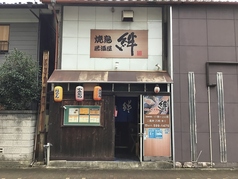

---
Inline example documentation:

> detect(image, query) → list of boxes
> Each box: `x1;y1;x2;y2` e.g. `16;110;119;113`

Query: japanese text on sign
90;30;148;58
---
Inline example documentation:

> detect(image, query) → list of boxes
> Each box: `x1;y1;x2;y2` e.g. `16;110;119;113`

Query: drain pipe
205;61;238;167
43;143;53;166
207;86;213;167
49;0;59;69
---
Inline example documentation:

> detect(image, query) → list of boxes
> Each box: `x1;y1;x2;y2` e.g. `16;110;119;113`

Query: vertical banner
143;96;170;157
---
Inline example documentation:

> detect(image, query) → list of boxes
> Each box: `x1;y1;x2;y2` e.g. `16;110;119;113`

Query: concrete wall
173;5;238;164
0;111;36;166
61;6;163;71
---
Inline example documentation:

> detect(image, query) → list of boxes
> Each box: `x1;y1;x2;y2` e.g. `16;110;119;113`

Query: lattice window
0;25;10;53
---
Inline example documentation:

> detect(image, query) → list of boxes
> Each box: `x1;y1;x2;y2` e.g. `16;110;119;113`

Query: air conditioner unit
122;10;134;22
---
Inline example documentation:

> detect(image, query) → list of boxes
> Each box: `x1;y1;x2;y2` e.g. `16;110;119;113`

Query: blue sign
148;129;155;138
148;128;163;139
155;128;163;139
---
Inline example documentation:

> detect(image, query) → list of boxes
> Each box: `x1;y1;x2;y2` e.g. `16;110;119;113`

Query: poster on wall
90;30;148;58
143;96;170;157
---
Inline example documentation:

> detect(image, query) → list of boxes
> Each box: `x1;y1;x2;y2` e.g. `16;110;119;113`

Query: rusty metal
40;0;238;5
47;70;173;84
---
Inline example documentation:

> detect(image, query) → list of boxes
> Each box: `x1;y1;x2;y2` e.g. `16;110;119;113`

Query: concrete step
47;160;173;170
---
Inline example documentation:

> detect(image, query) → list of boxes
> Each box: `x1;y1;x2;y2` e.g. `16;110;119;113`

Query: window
0;25;10;53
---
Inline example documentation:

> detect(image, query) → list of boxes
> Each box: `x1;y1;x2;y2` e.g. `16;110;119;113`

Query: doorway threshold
115;147;139;162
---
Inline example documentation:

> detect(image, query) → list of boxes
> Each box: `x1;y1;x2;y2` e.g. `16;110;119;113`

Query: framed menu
63;105;101;126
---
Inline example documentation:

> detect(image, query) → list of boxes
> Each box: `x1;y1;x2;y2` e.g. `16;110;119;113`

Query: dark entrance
115;96;139;161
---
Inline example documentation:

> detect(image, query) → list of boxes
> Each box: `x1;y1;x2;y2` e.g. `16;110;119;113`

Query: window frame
0;24;10;53
63;105;102;126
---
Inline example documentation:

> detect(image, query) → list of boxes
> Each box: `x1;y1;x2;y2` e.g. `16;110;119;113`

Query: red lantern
93;86;102;101
75;86;84;101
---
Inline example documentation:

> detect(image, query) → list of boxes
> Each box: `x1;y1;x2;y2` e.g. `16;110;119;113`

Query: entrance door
114;95;171;161
142;95;171;161
114;96;139;161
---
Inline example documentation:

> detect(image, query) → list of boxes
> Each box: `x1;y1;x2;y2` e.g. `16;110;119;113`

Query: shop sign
90;30;148;58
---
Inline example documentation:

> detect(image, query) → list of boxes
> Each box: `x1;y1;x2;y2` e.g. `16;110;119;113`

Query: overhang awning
40;0;238;5
47;70;173;84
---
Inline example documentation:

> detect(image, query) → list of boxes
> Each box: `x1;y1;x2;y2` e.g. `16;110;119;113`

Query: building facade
173;4;238;166
42;0;238;166
0;4;41;65
0;1;56;76
0;0;55;165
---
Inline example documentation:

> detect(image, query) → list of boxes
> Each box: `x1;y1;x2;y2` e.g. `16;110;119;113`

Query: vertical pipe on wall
168;5;175;168
207;86;213;167
139;95;143;163
188;72;197;162
52;5;59;69
217;72;227;163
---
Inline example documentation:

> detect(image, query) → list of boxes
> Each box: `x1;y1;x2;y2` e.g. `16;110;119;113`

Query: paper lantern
54;86;63;102
75;86;84;101
93;86;102;101
154;86;160;93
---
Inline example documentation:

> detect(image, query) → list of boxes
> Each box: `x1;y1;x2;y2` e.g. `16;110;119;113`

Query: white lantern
154;85;160;93
75;86;84;101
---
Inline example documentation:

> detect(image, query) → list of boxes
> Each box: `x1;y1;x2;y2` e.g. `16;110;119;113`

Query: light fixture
154;85;160;93
93;86;102;101
115;62;119;69
155;63;161;70
111;7;115;13
75;86;84;101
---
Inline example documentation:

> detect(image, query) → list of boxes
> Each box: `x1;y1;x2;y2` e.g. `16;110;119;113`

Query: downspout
168;5;175;168
53;9;59;69
27;3;41;167
207;85;213;167
206;61;238;167
51;0;59;69
206;61;238;87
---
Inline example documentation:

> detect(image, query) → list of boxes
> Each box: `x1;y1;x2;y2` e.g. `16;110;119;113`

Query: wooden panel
47;92;115;160
0;25;9;51
0;25;9;41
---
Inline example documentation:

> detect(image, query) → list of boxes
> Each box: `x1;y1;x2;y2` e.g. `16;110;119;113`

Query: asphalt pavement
0;168;238;179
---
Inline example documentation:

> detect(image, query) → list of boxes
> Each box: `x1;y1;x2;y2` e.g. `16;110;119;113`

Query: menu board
64;105;101;126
